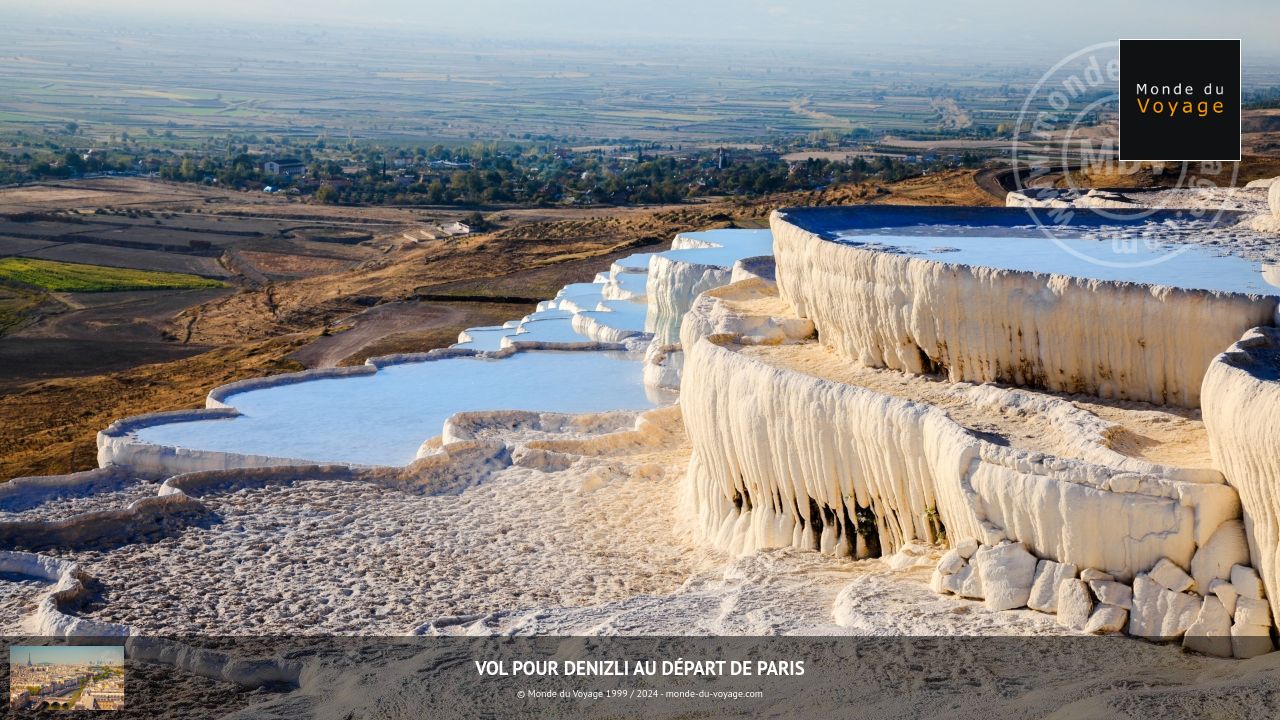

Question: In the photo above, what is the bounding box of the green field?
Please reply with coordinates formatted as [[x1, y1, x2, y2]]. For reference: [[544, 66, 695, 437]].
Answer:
[[0, 257, 226, 292]]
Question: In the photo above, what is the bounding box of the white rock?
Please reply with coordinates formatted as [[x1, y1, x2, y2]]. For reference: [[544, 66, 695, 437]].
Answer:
[[1191, 520, 1250, 594], [1084, 605, 1128, 634], [951, 564, 984, 600], [937, 549, 966, 576], [960, 568, 985, 599], [1209, 578, 1239, 617], [885, 542, 933, 570], [1271, 180, 1280, 218], [1161, 593, 1203, 640], [973, 542, 1038, 611], [1028, 559, 1077, 614], [1088, 580, 1133, 610], [1057, 579, 1093, 631], [930, 568, 948, 595], [1231, 564, 1266, 600], [898, 541, 930, 557], [1231, 622, 1275, 659], [1235, 595, 1273, 628], [1149, 558, 1195, 593], [885, 549, 922, 571], [1183, 596, 1233, 658], [1203, 330, 1280, 648], [1080, 568, 1114, 583], [1108, 473, 1141, 494], [1129, 575, 1201, 640], [955, 538, 980, 559]]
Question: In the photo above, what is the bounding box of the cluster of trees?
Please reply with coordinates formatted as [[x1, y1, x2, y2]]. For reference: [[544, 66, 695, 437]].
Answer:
[[1244, 86, 1280, 109], [0, 149, 136, 182], [157, 153, 263, 185], [1, 128, 983, 206], [305, 146, 956, 207]]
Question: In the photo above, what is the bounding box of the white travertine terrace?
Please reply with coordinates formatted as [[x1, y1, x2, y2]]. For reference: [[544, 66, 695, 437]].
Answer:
[[771, 209, 1277, 407], [677, 265, 1271, 655], [640, 231, 777, 388], [1203, 327, 1280, 628], [680, 315, 1238, 576], [571, 300, 650, 344], [95, 227, 771, 476], [646, 250, 735, 345], [98, 406, 318, 475], [97, 343, 664, 473], [0, 550, 128, 637], [0, 466, 140, 513], [679, 277, 815, 350], [8, 197, 1280, 666], [456, 233, 771, 353], [674, 200, 1280, 655], [644, 229, 773, 345]]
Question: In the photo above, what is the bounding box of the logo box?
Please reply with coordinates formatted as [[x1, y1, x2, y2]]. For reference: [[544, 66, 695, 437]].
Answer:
[[1119, 39, 1241, 161]]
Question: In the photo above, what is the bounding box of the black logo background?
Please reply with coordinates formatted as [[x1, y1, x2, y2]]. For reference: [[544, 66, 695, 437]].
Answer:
[[1120, 39, 1240, 161]]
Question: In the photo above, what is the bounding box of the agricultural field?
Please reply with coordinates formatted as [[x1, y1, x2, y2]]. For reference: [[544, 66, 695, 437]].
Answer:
[[10, 242, 230, 278], [0, 180, 397, 284], [0, 285, 42, 334], [0, 257, 226, 293], [0, 178, 421, 392], [0, 19, 1066, 148]]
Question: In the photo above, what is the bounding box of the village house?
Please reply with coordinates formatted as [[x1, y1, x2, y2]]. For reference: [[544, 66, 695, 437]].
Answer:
[[263, 158, 306, 177]]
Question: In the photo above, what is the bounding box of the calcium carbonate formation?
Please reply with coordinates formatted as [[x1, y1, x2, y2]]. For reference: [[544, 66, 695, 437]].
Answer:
[[0, 223, 774, 640], [5, 178, 1280, 669], [677, 197, 1280, 657]]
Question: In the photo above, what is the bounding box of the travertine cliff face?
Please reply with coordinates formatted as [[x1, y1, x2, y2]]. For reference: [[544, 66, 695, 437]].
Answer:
[[571, 308, 647, 344], [677, 266, 1275, 651], [673, 208, 1279, 650], [770, 210, 1277, 407], [644, 230, 773, 346], [645, 254, 735, 346], [680, 335, 1238, 576], [1203, 327, 1280, 625], [681, 338, 982, 558]]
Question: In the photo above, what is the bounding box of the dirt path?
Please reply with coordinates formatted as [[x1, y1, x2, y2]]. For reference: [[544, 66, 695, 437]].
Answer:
[[287, 302, 470, 368]]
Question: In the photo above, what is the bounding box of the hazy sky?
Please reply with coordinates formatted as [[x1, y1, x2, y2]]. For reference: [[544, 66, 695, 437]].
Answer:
[[11, 645, 123, 666], [10, 0, 1280, 57]]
